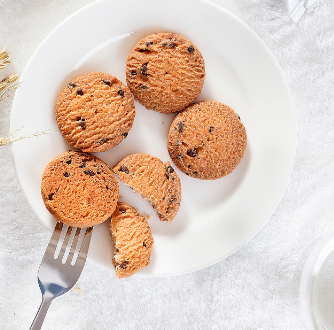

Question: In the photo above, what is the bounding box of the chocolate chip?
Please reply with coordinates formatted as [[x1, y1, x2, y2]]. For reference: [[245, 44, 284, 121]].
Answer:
[[165, 166, 175, 180], [131, 70, 137, 75], [177, 121, 185, 133], [166, 166, 174, 174], [48, 193, 54, 201], [68, 82, 76, 88], [169, 41, 177, 48], [122, 132, 128, 138], [100, 138, 109, 144], [76, 87, 84, 95], [140, 84, 148, 90], [65, 159, 72, 164], [79, 162, 86, 168], [84, 170, 95, 176], [141, 63, 149, 75], [106, 185, 109, 190], [103, 79, 111, 86], [193, 171, 198, 175], [170, 195, 176, 202], [146, 41, 153, 47], [119, 208, 126, 214], [119, 165, 129, 174], [78, 118, 86, 129], [117, 87, 124, 97], [187, 148, 197, 157], [152, 106, 156, 110], [209, 126, 215, 133], [161, 42, 168, 47], [143, 242, 147, 247], [237, 114, 241, 120], [63, 172, 70, 177], [119, 261, 129, 269], [188, 45, 195, 53]]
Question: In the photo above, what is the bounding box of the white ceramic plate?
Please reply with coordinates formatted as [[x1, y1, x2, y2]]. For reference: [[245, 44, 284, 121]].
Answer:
[[10, 0, 296, 277]]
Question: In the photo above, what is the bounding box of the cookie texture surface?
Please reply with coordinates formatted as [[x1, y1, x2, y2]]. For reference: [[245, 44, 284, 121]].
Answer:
[[41, 150, 119, 227], [126, 33, 205, 113], [56, 72, 135, 152], [167, 101, 247, 180], [113, 153, 181, 222], [110, 202, 154, 279]]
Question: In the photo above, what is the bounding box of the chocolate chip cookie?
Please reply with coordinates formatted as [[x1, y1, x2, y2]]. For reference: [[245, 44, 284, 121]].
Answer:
[[41, 150, 119, 227], [113, 153, 181, 222], [126, 33, 205, 113], [55, 72, 135, 152], [167, 101, 247, 180], [110, 202, 154, 279]]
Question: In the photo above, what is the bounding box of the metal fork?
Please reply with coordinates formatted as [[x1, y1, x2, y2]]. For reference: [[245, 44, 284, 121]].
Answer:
[[29, 222, 93, 330]]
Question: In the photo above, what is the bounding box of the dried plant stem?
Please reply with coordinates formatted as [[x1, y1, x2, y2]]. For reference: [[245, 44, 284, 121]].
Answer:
[[0, 81, 21, 101], [0, 46, 21, 100], [0, 127, 52, 146], [0, 46, 12, 70]]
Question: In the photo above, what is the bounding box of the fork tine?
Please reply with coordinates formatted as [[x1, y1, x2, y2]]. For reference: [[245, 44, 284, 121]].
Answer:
[[75, 227, 93, 266], [67, 227, 81, 264], [57, 226, 72, 260], [45, 222, 63, 257]]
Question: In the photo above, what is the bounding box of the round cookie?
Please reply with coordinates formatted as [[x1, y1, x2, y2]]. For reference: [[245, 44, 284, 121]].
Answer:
[[126, 33, 205, 113], [167, 101, 247, 180], [113, 153, 181, 222], [56, 72, 135, 153], [110, 202, 154, 279], [41, 150, 119, 228]]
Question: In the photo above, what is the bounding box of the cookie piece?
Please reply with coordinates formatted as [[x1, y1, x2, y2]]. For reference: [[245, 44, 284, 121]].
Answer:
[[56, 72, 135, 152], [110, 202, 154, 279], [167, 101, 247, 180], [126, 33, 205, 113], [113, 153, 181, 222], [41, 150, 119, 227]]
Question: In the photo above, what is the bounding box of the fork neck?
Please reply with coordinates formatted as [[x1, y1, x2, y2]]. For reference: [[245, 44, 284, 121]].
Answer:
[[29, 295, 54, 330]]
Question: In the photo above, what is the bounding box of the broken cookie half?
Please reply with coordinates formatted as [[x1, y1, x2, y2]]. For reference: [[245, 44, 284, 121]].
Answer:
[[112, 153, 181, 222], [110, 202, 154, 279]]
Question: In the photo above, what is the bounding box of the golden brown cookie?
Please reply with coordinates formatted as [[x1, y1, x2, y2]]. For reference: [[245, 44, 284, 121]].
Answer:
[[113, 153, 181, 222], [55, 72, 135, 152], [110, 202, 154, 279], [126, 33, 205, 113], [167, 101, 247, 180], [41, 150, 119, 228]]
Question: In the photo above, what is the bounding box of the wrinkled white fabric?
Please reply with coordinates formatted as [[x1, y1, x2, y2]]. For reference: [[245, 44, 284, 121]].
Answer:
[[282, 0, 319, 21], [1, 0, 333, 329]]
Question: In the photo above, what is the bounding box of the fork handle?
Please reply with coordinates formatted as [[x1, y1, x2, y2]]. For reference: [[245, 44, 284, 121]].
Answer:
[[29, 296, 53, 330]]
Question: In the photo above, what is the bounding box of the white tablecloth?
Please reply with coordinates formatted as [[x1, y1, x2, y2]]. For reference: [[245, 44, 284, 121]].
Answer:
[[1, 0, 334, 329]]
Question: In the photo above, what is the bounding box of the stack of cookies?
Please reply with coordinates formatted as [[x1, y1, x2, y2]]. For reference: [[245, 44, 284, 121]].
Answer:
[[41, 32, 247, 278]]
